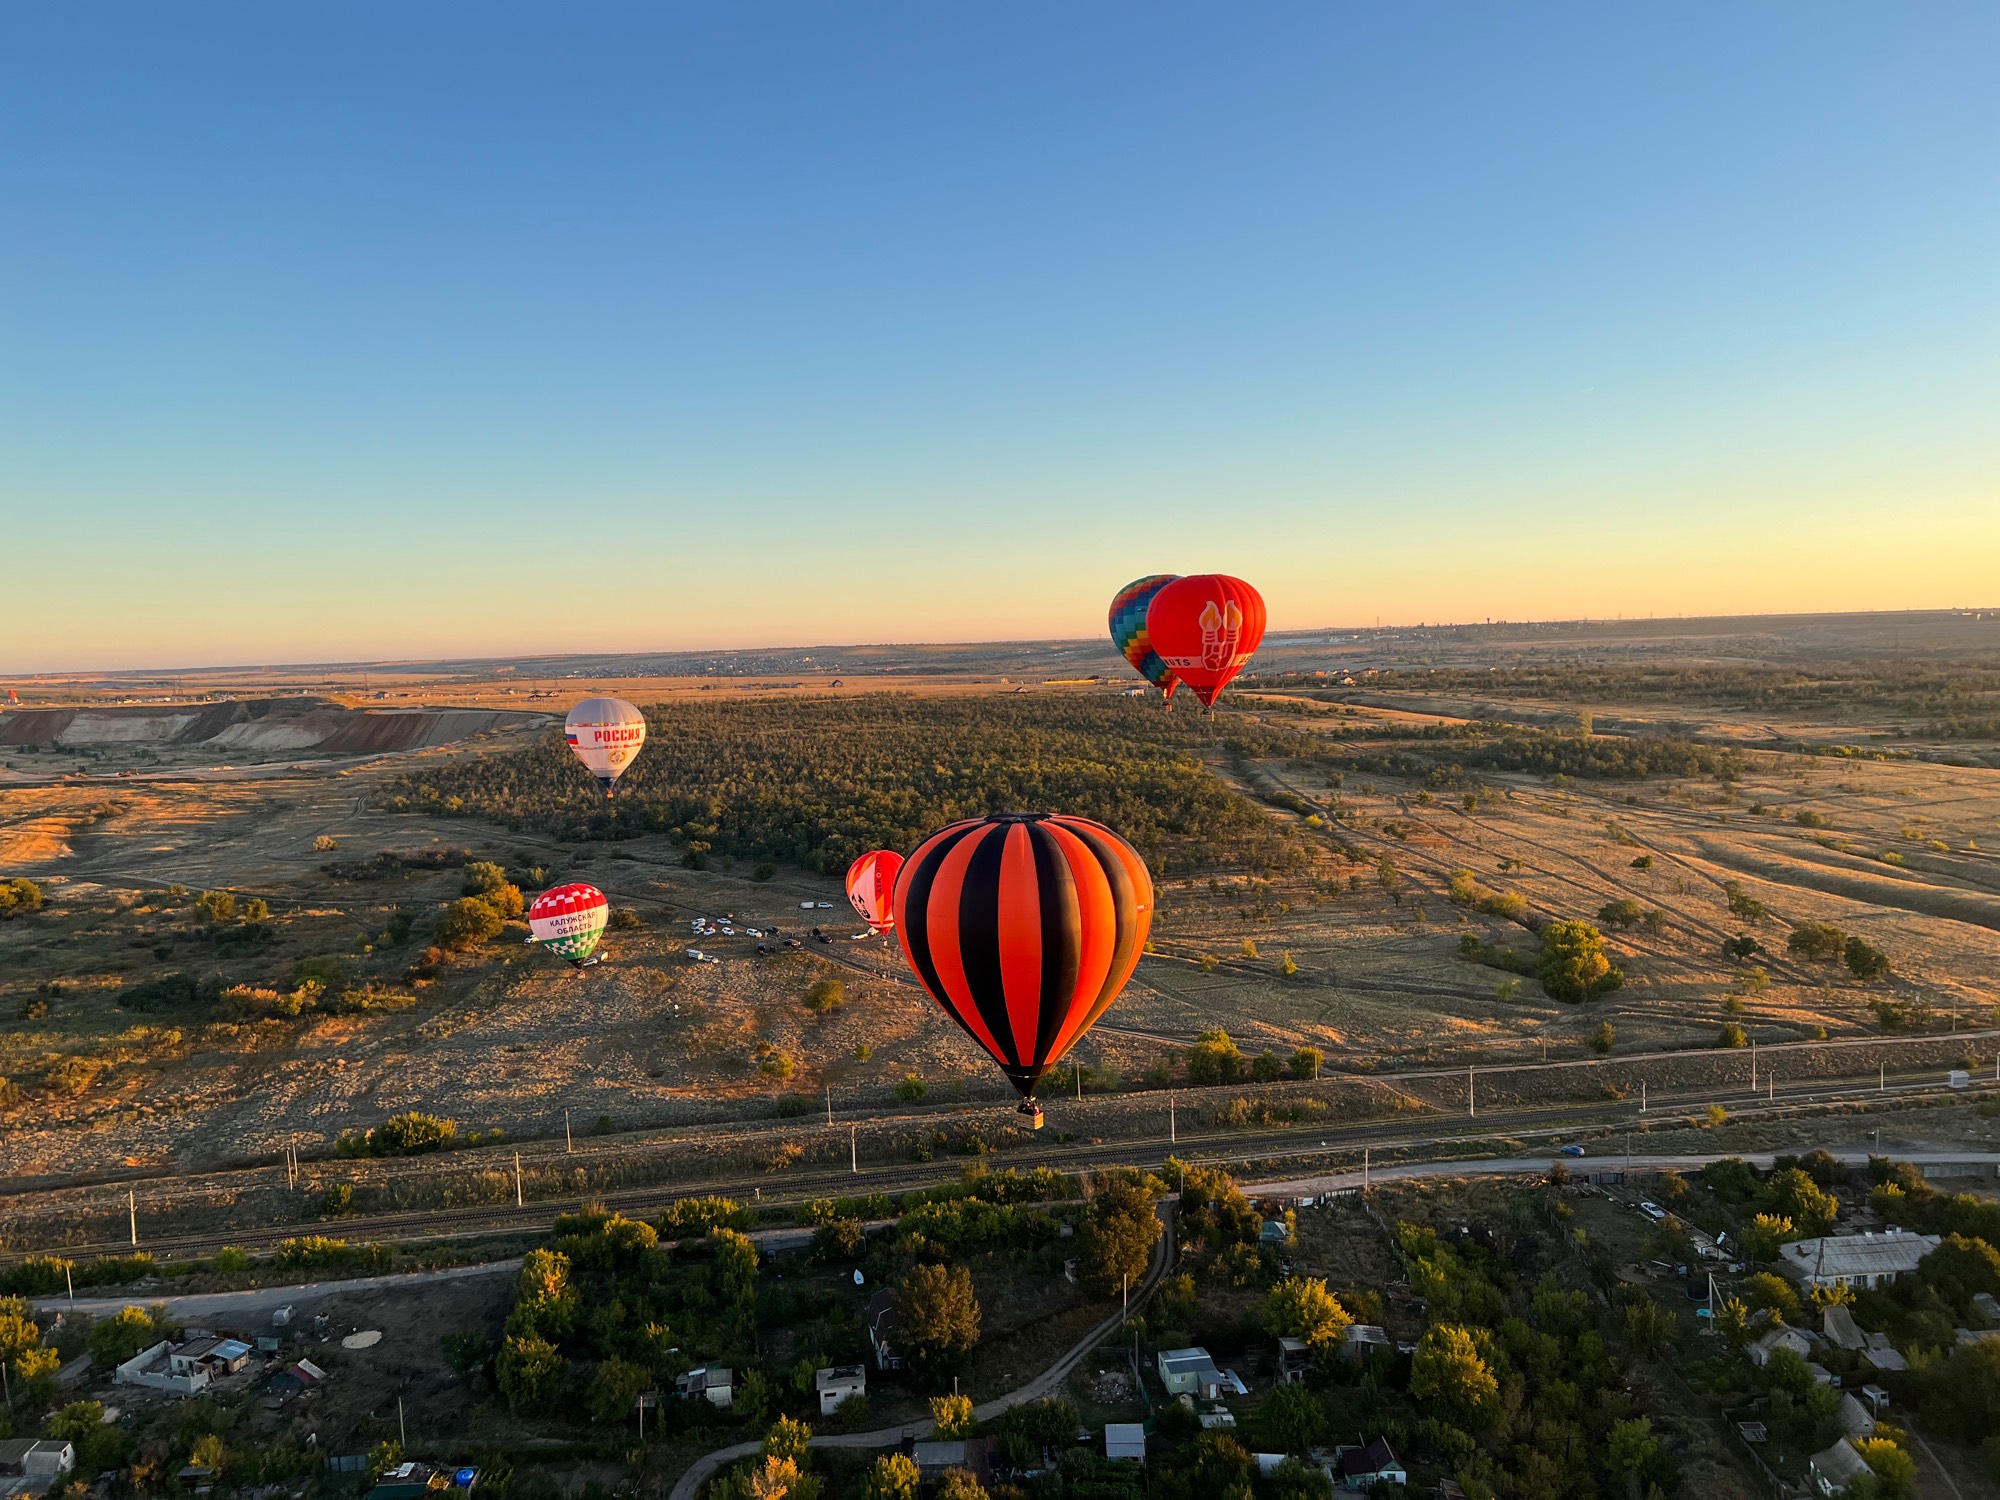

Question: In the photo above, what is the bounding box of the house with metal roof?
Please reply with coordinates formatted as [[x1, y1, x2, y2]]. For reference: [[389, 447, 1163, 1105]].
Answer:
[[814, 1364, 866, 1417], [1807, 1437, 1871, 1496], [1156, 1347, 1225, 1398], [1779, 1230, 1941, 1292]]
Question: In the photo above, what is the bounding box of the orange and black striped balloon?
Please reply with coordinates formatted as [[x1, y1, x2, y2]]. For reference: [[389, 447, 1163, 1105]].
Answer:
[[893, 813, 1153, 1100]]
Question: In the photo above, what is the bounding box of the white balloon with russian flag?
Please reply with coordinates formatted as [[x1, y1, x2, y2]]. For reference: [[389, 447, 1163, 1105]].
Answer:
[[565, 697, 647, 797]]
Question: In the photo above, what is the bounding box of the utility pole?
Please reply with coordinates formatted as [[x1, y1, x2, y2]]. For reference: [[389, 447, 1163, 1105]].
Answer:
[[398, 1397, 406, 1449], [129, 1189, 137, 1247], [1123, 1273, 1129, 1322], [826, 1086, 833, 1127], [638, 1394, 645, 1443], [1768, 1073, 1774, 1102], [1362, 1145, 1369, 1195], [1170, 1093, 1177, 1144], [1880, 1062, 1885, 1093], [514, 1152, 523, 1208], [66, 1263, 74, 1302], [1751, 1041, 1757, 1091], [1468, 1066, 1475, 1119], [850, 1125, 858, 1175], [566, 1111, 573, 1153], [1640, 1082, 1646, 1113]]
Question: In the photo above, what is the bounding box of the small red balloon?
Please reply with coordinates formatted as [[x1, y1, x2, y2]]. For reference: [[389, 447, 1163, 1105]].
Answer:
[[845, 849, 903, 933], [1143, 575, 1266, 707]]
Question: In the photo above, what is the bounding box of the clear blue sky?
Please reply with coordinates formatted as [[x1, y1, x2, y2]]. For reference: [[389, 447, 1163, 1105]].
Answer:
[[4, 4, 1996, 671]]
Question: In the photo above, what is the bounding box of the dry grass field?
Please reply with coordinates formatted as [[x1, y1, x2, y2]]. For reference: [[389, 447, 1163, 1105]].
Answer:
[[6, 611, 2000, 1216]]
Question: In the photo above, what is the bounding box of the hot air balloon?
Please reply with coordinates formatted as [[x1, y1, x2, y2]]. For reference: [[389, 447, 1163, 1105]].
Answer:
[[527, 882, 610, 967], [845, 849, 903, 934], [564, 698, 647, 797], [1107, 574, 1180, 701], [1143, 575, 1266, 709], [893, 813, 1152, 1127]]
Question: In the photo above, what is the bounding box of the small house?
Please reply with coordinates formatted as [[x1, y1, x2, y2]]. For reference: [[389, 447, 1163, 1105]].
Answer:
[[170, 1336, 252, 1378], [0, 1441, 75, 1482], [865, 1290, 904, 1371], [1104, 1424, 1146, 1462], [1340, 1325, 1391, 1362], [1276, 1337, 1312, 1384], [1820, 1305, 1865, 1352], [1808, 1438, 1872, 1496], [675, 1366, 734, 1409], [1862, 1334, 1907, 1372], [814, 1364, 866, 1417], [1779, 1231, 1941, 1293], [113, 1341, 208, 1395], [1334, 1438, 1407, 1490], [1835, 1393, 1876, 1442], [911, 1438, 991, 1484], [1156, 1347, 1224, 1399], [1748, 1326, 1811, 1368]]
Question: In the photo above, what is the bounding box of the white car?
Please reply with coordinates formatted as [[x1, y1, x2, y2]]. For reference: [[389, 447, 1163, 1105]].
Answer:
[[814, 901, 834, 909], [1639, 1202, 1666, 1221]]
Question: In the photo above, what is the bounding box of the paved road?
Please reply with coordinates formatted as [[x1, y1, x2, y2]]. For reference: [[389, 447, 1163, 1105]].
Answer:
[[36, 1257, 525, 1321], [666, 1203, 1178, 1500]]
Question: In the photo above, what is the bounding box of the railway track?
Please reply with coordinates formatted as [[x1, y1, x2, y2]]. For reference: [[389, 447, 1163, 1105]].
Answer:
[[13, 1067, 1994, 1265]]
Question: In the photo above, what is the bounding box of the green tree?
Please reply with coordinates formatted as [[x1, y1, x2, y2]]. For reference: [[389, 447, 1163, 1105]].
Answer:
[[896, 1074, 928, 1103], [1255, 1379, 1326, 1454], [1714, 1296, 1751, 1349], [194, 889, 237, 923], [764, 1417, 813, 1467], [804, 978, 845, 1013], [1606, 1417, 1658, 1494], [1622, 1299, 1676, 1357], [1717, 1023, 1748, 1049], [437, 896, 504, 949], [0, 878, 45, 917], [930, 1392, 975, 1439], [1185, 1029, 1244, 1086], [894, 1263, 981, 1373], [497, 1334, 564, 1410], [1288, 1045, 1322, 1079], [1590, 1021, 1615, 1055], [588, 1357, 651, 1424], [1537, 920, 1623, 1003], [86, 1305, 164, 1366], [860, 1454, 920, 1500], [1921, 1234, 2000, 1314], [1744, 1272, 1803, 1325], [1741, 1213, 1797, 1261], [1265, 1276, 1352, 1352], [1852, 1437, 1917, 1498], [1078, 1172, 1164, 1297], [1762, 1167, 1838, 1235], [1845, 937, 1891, 980], [1597, 898, 1642, 929], [1409, 1323, 1498, 1431], [933, 1471, 985, 1500], [1786, 921, 1848, 961], [711, 1227, 760, 1306]]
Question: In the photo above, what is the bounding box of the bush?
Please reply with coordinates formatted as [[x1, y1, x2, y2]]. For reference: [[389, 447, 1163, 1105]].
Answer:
[[1288, 1046, 1321, 1079], [1537, 921, 1623, 1003], [194, 889, 237, 923], [1596, 898, 1642, 928], [1845, 936, 1891, 980], [894, 1263, 981, 1374], [759, 1048, 797, 1080], [896, 1074, 928, 1103], [0, 877, 46, 917], [1787, 921, 1848, 961], [1717, 1023, 1748, 1049], [1590, 1021, 1615, 1055], [436, 897, 504, 950], [367, 1112, 458, 1156], [804, 978, 846, 1013], [1185, 1029, 1244, 1086]]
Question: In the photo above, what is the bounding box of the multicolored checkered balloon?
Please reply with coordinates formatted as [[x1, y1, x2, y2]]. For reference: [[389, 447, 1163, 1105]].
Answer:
[[527, 882, 609, 965]]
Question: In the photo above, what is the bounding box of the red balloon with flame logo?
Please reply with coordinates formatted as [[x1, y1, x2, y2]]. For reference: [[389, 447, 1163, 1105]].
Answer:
[[1142, 575, 1266, 707]]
